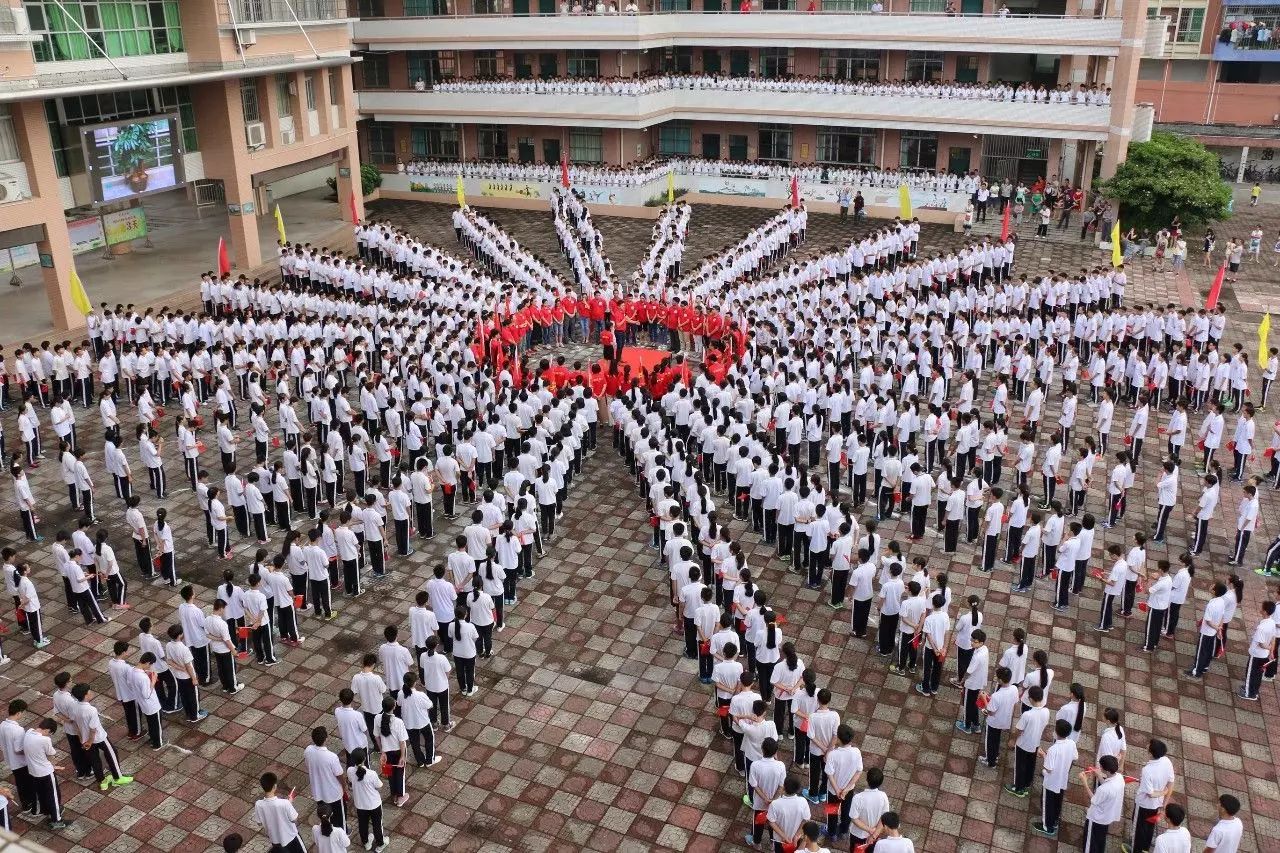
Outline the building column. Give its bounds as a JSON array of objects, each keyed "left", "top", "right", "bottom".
[
  {"left": 1080, "top": 140, "right": 1098, "bottom": 197},
  {"left": 38, "top": 226, "right": 80, "bottom": 331},
  {"left": 1236, "top": 146, "right": 1250, "bottom": 183},
  {"left": 1099, "top": 0, "right": 1145, "bottom": 178},
  {"left": 225, "top": 174, "right": 263, "bottom": 271}
]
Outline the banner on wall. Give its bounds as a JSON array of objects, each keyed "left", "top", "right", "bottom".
[
  {"left": 479, "top": 181, "right": 544, "bottom": 200},
  {"left": 103, "top": 208, "right": 149, "bottom": 246},
  {"left": 695, "top": 176, "right": 769, "bottom": 198},
  {"left": 0, "top": 243, "right": 40, "bottom": 273},
  {"left": 67, "top": 216, "right": 107, "bottom": 254},
  {"left": 408, "top": 180, "right": 455, "bottom": 195}
]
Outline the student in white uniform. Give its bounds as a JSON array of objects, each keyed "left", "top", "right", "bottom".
[
  {"left": 311, "top": 805, "right": 353, "bottom": 853},
  {"left": 304, "top": 727, "right": 346, "bottom": 832},
  {"left": 24, "top": 717, "right": 68, "bottom": 829},
  {"left": 344, "top": 749, "right": 387, "bottom": 851},
  {"left": 70, "top": 684, "right": 132, "bottom": 793},
  {"left": 1203, "top": 793, "right": 1244, "bottom": 853},
  {"left": 1032, "top": 719, "right": 1078, "bottom": 839},
  {"left": 744, "top": 735, "right": 786, "bottom": 849},
  {"left": 1129, "top": 739, "right": 1176, "bottom": 853},
  {"left": 253, "top": 771, "right": 305, "bottom": 853},
  {"left": 1080, "top": 755, "right": 1126, "bottom": 853},
  {"left": 372, "top": 697, "right": 409, "bottom": 808}
]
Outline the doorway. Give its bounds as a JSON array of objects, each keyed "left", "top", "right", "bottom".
[
  {"left": 729, "top": 50, "right": 750, "bottom": 78},
  {"left": 539, "top": 53, "right": 558, "bottom": 78},
  {"left": 961, "top": 0, "right": 982, "bottom": 12},
  {"left": 538, "top": 0, "right": 555, "bottom": 11},
  {"left": 513, "top": 0, "right": 529, "bottom": 12},
  {"left": 948, "top": 147, "right": 972, "bottom": 176},
  {"left": 702, "top": 133, "right": 721, "bottom": 160},
  {"left": 543, "top": 138, "right": 561, "bottom": 165},
  {"left": 518, "top": 138, "right": 536, "bottom": 164},
  {"left": 728, "top": 134, "right": 748, "bottom": 161}
]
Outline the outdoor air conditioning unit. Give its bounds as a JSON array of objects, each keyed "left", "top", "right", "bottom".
[
  {"left": 0, "top": 174, "right": 24, "bottom": 202},
  {"left": 10, "top": 7, "right": 31, "bottom": 35},
  {"left": 245, "top": 121, "right": 267, "bottom": 149},
  {"left": 281, "top": 127, "right": 296, "bottom": 145},
  {"left": 237, "top": 28, "right": 258, "bottom": 47}
]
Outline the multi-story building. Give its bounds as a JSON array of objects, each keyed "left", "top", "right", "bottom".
[
  {"left": 1136, "top": 0, "right": 1280, "bottom": 179},
  {"left": 0, "top": 0, "right": 361, "bottom": 329},
  {"left": 352, "top": 0, "right": 1156, "bottom": 206}
]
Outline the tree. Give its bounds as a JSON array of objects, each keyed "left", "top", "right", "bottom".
[{"left": 1098, "top": 131, "right": 1232, "bottom": 234}]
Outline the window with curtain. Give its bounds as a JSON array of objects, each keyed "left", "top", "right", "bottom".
[
  {"left": 819, "top": 49, "right": 880, "bottom": 81},
  {"left": 817, "top": 128, "right": 875, "bottom": 165},
  {"left": 473, "top": 50, "right": 501, "bottom": 78},
  {"left": 758, "top": 124, "right": 792, "bottom": 162},
  {"left": 567, "top": 50, "right": 600, "bottom": 78},
  {"left": 275, "top": 73, "right": 294, "bottom": 117},
  {"left": 477, "top": 125, "right": 508, "bottom": 160},
  {"left": 905, "top": 52, "right": 944, "bottom": 82},
  {"left": 365, "top": 122, "right": 397, "bottom": 166},
  {"left": 304, "top": 74, "right": 317, "bottom": 110},
  {"left": 407, "top": 51, "right": 456, "bottom": 87},
  {"left": 900, "top": 131, "right": 938, "bottom": 170},
  {"left": 0, "top": 106, "right": 20, "bottom": 163},
  {"left": 657, "top": 122, "right": 692, "bottom": 157},
  {"left": 362, "top": 54, "right": 390, "bottom": 88},
  {"left": 1175, "top": 8, "right": 1204, "bottom": 44},
  {"left": 570, "top": 128, "right": 603, "bottom": 164},
  {"left": 25, "top": 1, "right": 184, "bottom": 62},
  {"left": 410, "top": 124, "right": 460, "bottom": 159}
]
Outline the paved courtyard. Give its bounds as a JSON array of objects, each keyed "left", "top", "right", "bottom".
[{"left": 0, "top": 199, "right": 1278, "bottom": 852}]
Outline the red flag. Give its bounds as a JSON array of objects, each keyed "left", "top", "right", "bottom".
[
  {"left": 561, "top": 154, "right": 570, "bottom": 189},
  {"left": 477, "top": 314, "right": 487, "bottom": 365},
  {"left": 348, "top": 188, "right": 360, "bottom": 224},
  {"left": 999, "top": 202, "right": 1011, "bottom": 241},
  {"left": 217, "top": 237, "right": 231, "bottom": 276},
  {"left": 790, "top": 175, "right": 799, "bottom": 207},
  {"left": 1205, "top": 264, "right": 1226, "bottom": 310}
]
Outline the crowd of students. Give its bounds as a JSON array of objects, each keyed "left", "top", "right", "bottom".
[{"left": 0, "top": 196, "right": 1268, "bottom": 852}]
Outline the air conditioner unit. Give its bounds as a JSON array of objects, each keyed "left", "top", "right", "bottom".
[
  {"left": 245, "top": 121, "right": 266, "bottom": 149},
  {"left": 281, "top": 127, "right": 296, "bottom": 145},
  {"left": 0, "top": 174, "right": 25, "bottom": 203},
  {"left": 10, "top": 7, "right": 31, "bottom": 36},
  {"left": 287, "top": 81, "right": 297, "bottom": 96},
  {"left": 237, "top": 28, "right": 257, "bottom": 47}
]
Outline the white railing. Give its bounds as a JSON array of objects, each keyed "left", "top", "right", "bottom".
[{"left": 223, "top": 0, "right": 348, "bottom": 24}]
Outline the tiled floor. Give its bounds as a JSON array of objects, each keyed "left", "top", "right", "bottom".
[{"left": 0, "top": 201, "right": 1276, "bottom": 852}]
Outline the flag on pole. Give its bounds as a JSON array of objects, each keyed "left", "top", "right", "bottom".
[
  {"left": 666, "top": 170, "right": 675, "bottom": 204},
  {"left": 348, "top": 187, "right": 360, "bottom": 223},
  {"left": 217, "top": 237, "right": 231, "bottom": 276},
  {"left": 561, "top": 154, "right": 570, "bottom": 189},
  {"left": 999, "top": 202, "right": 1011, "bottom": 242},
  {"left": 898, "top": 184, "right": 912, "bottom": 219},
  {"left": 1206, "top": 263, "right": 1226, "bottom": 310},
  {"left": 69, "top": 265, "right": 92, "bottom": 316},
  {"left": 790, "top": 175, "right": 799, "bottom": 208},
  {"left": 1259, "top": 312, "right": 1272, "bottom": 364},
  {"left": 1110, "top": 219, "right": 1122, "bottom": 268},
  {"left": 274, "top": 204, "right": 287, "bottom": 245},
  {"left": 455, "top": 174, "right": 466, "bottom": 208}
]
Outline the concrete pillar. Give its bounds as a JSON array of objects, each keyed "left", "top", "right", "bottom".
[
  {"left": 1080, "top": 140, "right": 1098, "bottom": 197},
  {"left": 337, "top": 144, "right": 365, "bottom": 223},
  {"left": 1061, "top": 141, "right": 1078, "bottom": 187},
  {"left": 1236, "top": 146, "right": 1249, "bottom": 184},
  {"left": 225, "top": 173, "right": 262, "bottom": 271},
  {"left": 38, "top": 227, "right": 80, "bottom": 331},
  {"left": 1100, "top": 0, "right": 1145, "bottom": 179}
]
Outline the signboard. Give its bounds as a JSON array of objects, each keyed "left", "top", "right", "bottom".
[
  {"left": 695, "top": 176, "right": 769, "bottom": 198},
  {"left": 103, "top": 207, "right": 149, "bottom": 246},
  {"left": 0, "top": 243, "right": 41, "bottom": 273},
  {"left": 67, "top": 216, "right": 106, "bottom": 254},
  {"left": 408, "top": 180, "right": 455, "bottom": 195},
  {"left": 479, "top": 181, "right": 544, "bottom": 200}
]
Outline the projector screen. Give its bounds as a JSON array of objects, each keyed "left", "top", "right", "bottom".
[{"left": 80, "top": 114, "right": 185, "bottom": 204}]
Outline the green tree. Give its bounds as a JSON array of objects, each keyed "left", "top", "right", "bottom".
[{"left": 1099, "top": 131, "right": 1232, "bottom": 234}]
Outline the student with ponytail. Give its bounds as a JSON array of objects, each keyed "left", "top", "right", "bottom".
[
  {"left": 753, "top": 610, "right": 782, "bottom": 702},
  {"left": 467, "top": 579, "right": 496, "bottom": 659},
  {"left": 999, "top": 628, "right": 1029, "bottom": 687},
  {"left": 951, "top": 595, "right": 983, "bottom": 686},
  {"left": 450, "top": 605, "right": 479, "bottom": 696},
  {"left": 311, "top": 803, "right": 352, "bottom": 853},
  {"left": 153, "top": 508, "right": 176, "bottom": 586},
  {"left": 1021, "top": 650, "right": 1054, "bottom": 711},
  {"left": 1054, "top": 682, "right": 1087, "bottom": 743},
  {"left": 398, "top": 673, "right": 439, "bottom": 769},
  {"left": 1166, "top": 553, "right": 1194, "bottom": 637},
  {"left": 770, "top": 642, "right": 804, "bottom": 737},
  {"left": 344, "top": 749, "right": 388, "bottom": 850},
  {"left": 373, "top": 696, "right": 409, "bottom": 808},
  {"left": 417, "top": 636, "right": 453, "bottom": 733},
  {"left": 1096, "top": 707, "right": 1128, "bottom": 772}
]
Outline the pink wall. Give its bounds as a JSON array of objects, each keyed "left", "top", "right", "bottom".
[{"left": 1135, "top": 78, "right": 1280, "bottom": 127}]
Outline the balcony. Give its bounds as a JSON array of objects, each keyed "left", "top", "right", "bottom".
[
  {"left": 353, "top": 11, "right": 1126, "bottom": 55},
  {"left": 360, "top": 87, "right": 1111, "bottom": 139},
  {"left": 220, "top": 0, "right": 356, "bottom": 26}
]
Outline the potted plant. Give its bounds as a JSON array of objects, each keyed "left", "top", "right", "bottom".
[{"left": 110, "top": 122, "right": 155, "bottom": 193}]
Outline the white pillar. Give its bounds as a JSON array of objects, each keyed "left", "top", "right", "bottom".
[{"left": 1237, "top": 145, "right": 1249, "bottom": 184}]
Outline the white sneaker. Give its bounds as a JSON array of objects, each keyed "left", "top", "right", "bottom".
[{"left": 365, "top": 838, "right": 374, "bottom": 851}]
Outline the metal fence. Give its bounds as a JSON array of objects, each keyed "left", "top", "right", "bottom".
[{"left": 226, "top": 0, "right": 347, "bottom": 24}]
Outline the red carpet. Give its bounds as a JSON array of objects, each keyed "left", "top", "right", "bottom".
[{"left": 616, "top": 346, "right": 669, "bottom": 374}]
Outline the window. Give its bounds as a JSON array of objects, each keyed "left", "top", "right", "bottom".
[
  {"left": 0, "top": 106, "right": 20, "bottom": 163},
  {"left": 354, "top": 0, "right": 384, "bottom": 14},
  {"left": 46, "top": 85, "right": 196, "bottom": 176},
  {"left": 567, "top": 49, "right": 600, "bottom": 78},
  {"left": 473, "top": 0, "right": 499, "bottom": 11},
  {"left": 365, "top": 122, "right": 396, "bottom": 166},
  {"left": 909, "top": 0, "right": 945, "bottom": 10},
  {"left": 661, "top": 47, "right": 694, "bottom": 75},
  {"left": 275, "top": 73, "right": 294, "bottom": 118},
  {"left": 26, "top": 0, "right": 185, "bottom": 62},
  {"left": 243, "top": 78, "right": 264, "bottom": 124},
  {"left": 570, "top": 128, "right": 603, "bottom": 163},
  {"left": 1175, "top": 8, "right": 1204, "bottom": 44},
  {"left": 404, "top": 0, "right": 449, "bottom": 12},
  {"left": 817, "top": 127, "right": 875, "bottom": 166},
  {"left": 407, "top": 51, "right": 457, "bottom": 87},
  {"left": 155, "top": 85, "right": 198, "bottom": 152},
  {"left": 703, "top": 49, "right": 722, "bottom": 75},
  {"left": 818, "top": 49, "right": 880, "bottom": 81},
  {"left": 822, "top": 0, "right": 872, "bottom": 9},
  {"left": 900, "top": 131, "right": 938, "bottom": 170},
  {"left": 362, "top": 53, "right": 389, "bottom": 88},
  {"left": 328, "top": 67, "right": 341, "bottom": 105},
  {"left": 473, "top": 50, "right": 501, "bottom": 78},
  {"left": 658, "top": 122, "right": 692, "bottom": 157},
  {"left": 905, "top": 51, "right": 944, "bottom": 82},
  {"left": 410, "top": 124, "right": 459, "bottom": 159},
  {"left": 758, "top": 124, "right": 792, "bottom": 162},
  {"left": 477, "top": 125, "right": 507, "bottom": 160},
  {"left": 304, "top": 74, "right": 317, "bottom": 111},
  {"left": 728, "top": 134, "right": 748, "bottom": 161},
  {"left": 760, "top": 48, "right": 792, "bottom": 79},
  {"left": 1221, "top": 6, "right": 1280, "bottom": 50}
]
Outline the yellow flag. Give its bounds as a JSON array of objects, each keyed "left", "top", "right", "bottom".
[
  {"left": 898, "top": 184, "right": 911, "bottom": 219},
  {"left": 274, "top": 204, "right": 287, "bottom": 245},
  {"left": 1260, "top": 312, "right": 1272, "bottom": 364},
  {"left": 69, "top": 266, "right": 92, "bottom": 316},
  {"left": 1111, "top": 219, "right": 1122, "bottom": 268},
  {"left": 666, "top": 170, "right": 674, "bottom": 204},
  {"left": 456, "top": 174, "right": 466, "bottom": 208}
]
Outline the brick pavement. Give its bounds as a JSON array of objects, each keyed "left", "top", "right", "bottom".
[{"left": 0, "top": 200, "right": 1276, "bottom": 852}]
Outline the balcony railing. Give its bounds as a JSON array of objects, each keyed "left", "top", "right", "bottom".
[{"left": 223, "top": 0, "right": 349, "bottom": 25}]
